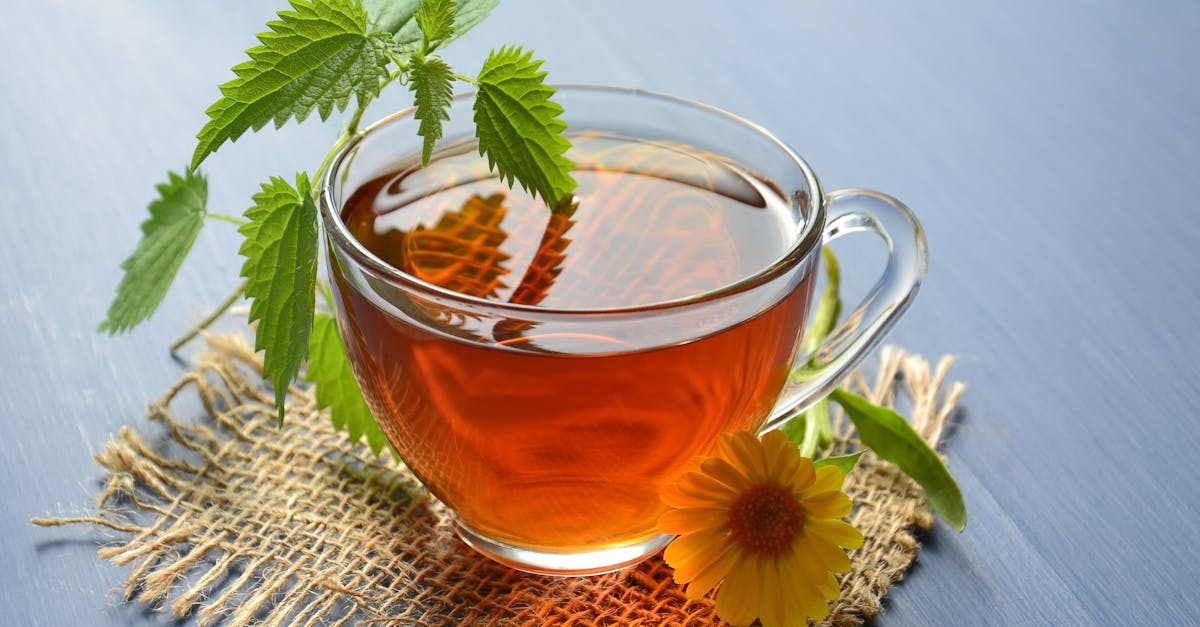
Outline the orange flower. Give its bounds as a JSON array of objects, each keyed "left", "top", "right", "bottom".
[{"left": 658, "top": 430, "right": 864, "bottom": 626}]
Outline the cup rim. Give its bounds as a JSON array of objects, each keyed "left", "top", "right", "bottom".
[{"left": 318, "top": 84, "right": 825, "bottom": 316}]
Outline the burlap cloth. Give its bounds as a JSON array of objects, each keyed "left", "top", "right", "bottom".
[{"left": 34, "top": 336, "right": 963, "bottom": 626}]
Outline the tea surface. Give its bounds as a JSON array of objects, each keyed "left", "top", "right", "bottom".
[
  {"left": 332, "top": 133, "right": 814, "bottom": 553},
  {"left": 342, "top": 133, "right": 797, "bottom": 311}
]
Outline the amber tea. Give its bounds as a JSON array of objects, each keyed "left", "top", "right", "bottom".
[{"left": 331, "top": 133, "right": 816, "bottom": 562}]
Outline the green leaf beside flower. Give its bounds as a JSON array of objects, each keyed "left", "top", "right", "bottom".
[
  {"left": 813, "top": 450, "right": 864, "bottom": 475},
  {"left": 830, "top": 388, "right": 967, "bottom": 531}
]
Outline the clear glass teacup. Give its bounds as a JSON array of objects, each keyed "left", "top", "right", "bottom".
[{"left": 319, "top": 86, "right": 926, "bottom": 575}]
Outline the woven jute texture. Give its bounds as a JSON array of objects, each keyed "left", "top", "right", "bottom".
[{"left": 34, "top": 336, "right": 963, "bottom": 626}]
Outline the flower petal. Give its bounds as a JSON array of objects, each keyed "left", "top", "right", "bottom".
[
  {"left": 657, "top": 507, "right": 729, "bottom": 535},
  {"left": 802, "top": 490, "right": 854, "bottom": 518},
  {"left": 809, "top": 465, "right": 845, "bottom": 494},
  {"left": 756, "top": 556, "right": 787, "bottom": 627},
  {"left": 713, "top": 431, "right": 739, "bottom": 465},
  {"left": 779, "top": 551, "right": 832, "bottom": 622},
  {"left": 760, "top": 429, "right": 792, "bottom": 461},
  {"left": 663, "top": 528, "right": 728, "bottom": 576},
  {"left": 715, "top": 553, "right": 762, "bottom": 626},
  {"left": 682, "top": 471, "right": 740, "bottom": 499},
  {"left": 660, "top": 483, "right": 707, "bottom": 509},
  {"left": 729, "top": 431, "right": 770, "bottom": 481},
  {"left": 817, "top": 572, "right": 841, "bottom": 601},
  {"left": 683, "top": 542, "right": 742, "bottom": 601},
  {"left": 762, "top": 430, "right": 804, "bottom": 486},
  {"left": 700, "top": 456, "right": 752, "bottom": 491},
  {"left": 761, "top": 428, "right": 789, "bottom": 447},
  {"left": 672, "top": 535, "right": 734, "bottom": 588},
  {"left": 796, "top": 530, "right": 852, "bottom": 574},
  {"left": 662, "top": 472, "right": 735, "bottom": 508},
  {"left": 806, "top": 517, "right": 865, "bottom": 550},
  {"left": 796, "top": 582, "right": 832, "bottom": 622},
  {"left": 785, "top": 455, "right": 816, "bottom": 493}
]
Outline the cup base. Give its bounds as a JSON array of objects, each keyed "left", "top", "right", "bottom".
[{"left": 454, "top": 520, "right": 673, "bottom": 576}]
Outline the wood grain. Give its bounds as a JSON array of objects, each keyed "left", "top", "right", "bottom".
[{"left": 3, "top": 0, "right": 1197, "bottom": 624}]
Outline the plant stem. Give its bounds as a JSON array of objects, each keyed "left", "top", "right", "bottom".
[
  {"left": 311, "top": 97, "right": 376, "bottom": 194},
  {"left": 312, "top": 133, "right": 351, "bottom": 194},
  {"left": 453, "top": 72, "right": 477, "bottom": 85},
  {"left": 385, "top": 49, "right": 411, "bottom": 75},
  {"left": 317, "top": 278, "right": 335, "bottom": 311},
  {"left": 169, "top": 279, "right": 248, "bottom": 354},
  {"left": 206, "top": 212, "right": 249, "bottom": 226},
  {"left": 345, "top": 101, "right": 369, "bottom": 136},
  {"left": 797, "top": 399, "right": 832, "bottom": 458}
]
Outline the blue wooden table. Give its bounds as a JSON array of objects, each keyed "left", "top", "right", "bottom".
[{"left": 3, "top": 1, "right": 1198, "bottom": 624}]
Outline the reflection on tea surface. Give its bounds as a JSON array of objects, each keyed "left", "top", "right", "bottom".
[
  {"left": 343, "top": 133, "right": 795, "bottom": 312},
  {"left": 331, "top": 133, "right": 814, "bottom": 552}
]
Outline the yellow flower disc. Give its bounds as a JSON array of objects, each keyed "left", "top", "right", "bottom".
[{"left": 657, "top": 430, "right": 865, "bottom": 627}]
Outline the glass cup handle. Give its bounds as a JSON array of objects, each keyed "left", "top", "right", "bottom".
[{"left": 760, "top": 188, "right": 929, "bottom": 431}]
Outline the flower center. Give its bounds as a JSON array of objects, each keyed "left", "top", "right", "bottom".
[{"left": 727, "top": 482, "right": 804, "bottom": 556}]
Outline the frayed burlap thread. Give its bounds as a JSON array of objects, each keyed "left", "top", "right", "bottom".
[{"left": 34, "top": 338, "right": 963, "bottom": 626}]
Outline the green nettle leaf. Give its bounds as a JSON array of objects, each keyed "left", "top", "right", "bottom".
[
  {"left": 366, "top": 0, "right": 496, "bottom": 48},
  {"left": 409, "top": 55, "right": 455, "bottom": 165},
  {"left": 362, "top": 0, "right": 420, "bottom": 35},
  {"left": 441, "top": 0, "right": 496, "bottom": 43},
  {"left": 99, "top": 171, "right": 207, "bottom": 334},
  {"left": 239, "top": 173, "right": 319, "bottom": 418},
  {"left": 307, "top": 313, "right": 391, "bottom": 456},
  {"left": 813, "top": 450, "right": 864, "bottom": 475},
  {"left": 474, "top": 46, "right": 577, "bottom": 209},
  {"left": 191, "top": 0, "right": 392, "bottom": 170},
  {"left": 830, "top": 388, "right": 967, "bottom": 531},
  {"left": 415, "top": 0, "right": 456, "bottom": 44}
]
